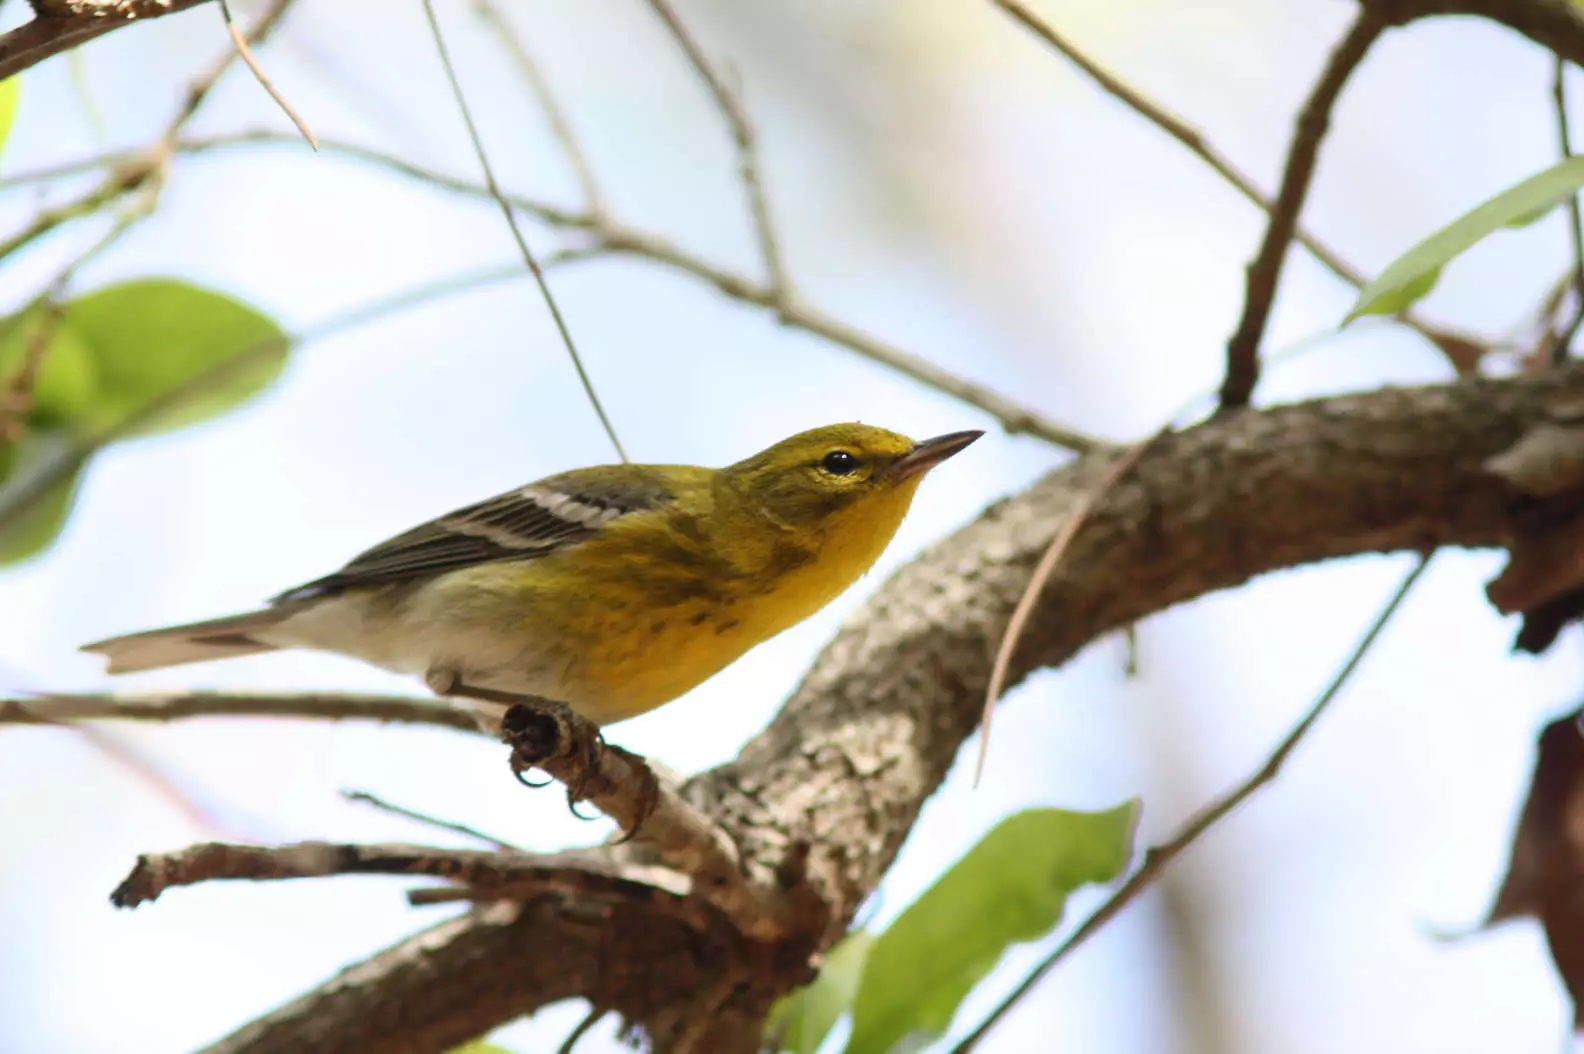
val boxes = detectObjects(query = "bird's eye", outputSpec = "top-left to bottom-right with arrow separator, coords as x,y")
821,450 -> 859,476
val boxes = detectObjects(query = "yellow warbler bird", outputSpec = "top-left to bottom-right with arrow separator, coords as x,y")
83,424 -> 980,726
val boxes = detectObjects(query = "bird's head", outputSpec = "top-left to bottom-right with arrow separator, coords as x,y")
724,423 -> 983,533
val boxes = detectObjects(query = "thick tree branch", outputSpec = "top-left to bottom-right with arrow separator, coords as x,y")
157,369 -> 1584,1052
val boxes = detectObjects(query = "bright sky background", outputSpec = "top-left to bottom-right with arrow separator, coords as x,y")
1,1 -> 1581,1052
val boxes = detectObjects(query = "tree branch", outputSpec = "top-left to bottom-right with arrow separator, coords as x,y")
0,1 -> 213,83
126,368 -> 1584,1052
1220,7 -> 1388,409
0,690 -> 484,734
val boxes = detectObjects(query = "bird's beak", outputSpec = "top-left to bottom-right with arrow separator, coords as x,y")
890,430 -> 984,480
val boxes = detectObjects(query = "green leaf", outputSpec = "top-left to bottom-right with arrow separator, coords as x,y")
844,802 -> 1140,1054
60,278 -> 288,435
0,76 -> 20,164
1347,155 -> 1584,321
0,432 -> 83,565
442,1042 -> 516,1054
767,930 -> 876,1054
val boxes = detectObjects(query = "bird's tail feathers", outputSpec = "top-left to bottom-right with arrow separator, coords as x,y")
81,609 -> 292,674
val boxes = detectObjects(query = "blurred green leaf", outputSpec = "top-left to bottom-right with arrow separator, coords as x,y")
62,278 -> 288,435
442,1042 -> 516,1054
0,432 -> 82,565
1347,156 -> 1584,321
767,930 -> 875,1054
844,803 -> 1140,1054
0,77 -> 20,163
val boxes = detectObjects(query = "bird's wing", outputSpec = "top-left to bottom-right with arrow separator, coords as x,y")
272,464 -> 690,602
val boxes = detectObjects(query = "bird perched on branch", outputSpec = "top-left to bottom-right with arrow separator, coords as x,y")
84,424 -> 981,727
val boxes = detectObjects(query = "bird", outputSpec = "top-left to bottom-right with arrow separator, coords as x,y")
82,424 -> 982,727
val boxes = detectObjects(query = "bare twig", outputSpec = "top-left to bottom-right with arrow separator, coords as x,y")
1,690 -> 485,733
557,1006 -> 606,1054
1554,55 -> 1584,366
0,0 -> 214,83
974,432 -> 1160,784
645,0 -> 790,300
990,0 -> 1362,288
471,0 -> 607,215
109,839 -> 681,909
0,263 -> 527,532
1,132 -> 1101,451
341,788 -> 518,850
420,0 -> 628,463
952,554 -> 1433,1053
216,0 -> 317,149
1219,8 -> 1387,410
0,213 -> 145,440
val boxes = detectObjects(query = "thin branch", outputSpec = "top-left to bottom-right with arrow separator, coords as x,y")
109,839 -> 685,909
216,0 -> 317,149
341,788 -> 518,850
974,432 -> 1160,783
0,263 -> 528,532
951,553 -> 1433,1053
471,0 -> 607,215
0,212 -> 144,440
645,0 -> 790,300
0,132 -> 1100,450
1555,55 -> 1584,366
1,690 -> 486,733
419,0 -> 629,463
1219,8 -> 1387,410
989,0 -> 1363,289
557,1006 -> 606,1054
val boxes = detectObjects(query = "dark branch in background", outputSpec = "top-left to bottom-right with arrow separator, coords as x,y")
1219,8 -> 1387,409
471,0 -> 610,216
645,0 -> 791,301
420,0 -> 629,463
951,554 -> 1433,1053
0,0 -> 213,82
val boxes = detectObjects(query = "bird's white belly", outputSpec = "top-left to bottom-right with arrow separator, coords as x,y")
259,588 -> 571,700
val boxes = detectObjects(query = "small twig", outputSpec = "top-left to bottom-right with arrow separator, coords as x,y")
0,213 -> 143,441
0,690 -> 486,734
109,839 -> 666,908
990,0 -> 1362,289
420,0 -> 629,463
0,263 -> 528,533
557,1005 -> 606,1054
1554,55 -> 1584,366
645,0 -> 790,301
471,0 -> 607,215
1219,8 -> 1387,410
973,433 -> 1160,784
341,788 -> 518,850
163,0 -> 299,142
1,132 -> 1101,452
952,554 -> 1433,1053
216,0 -> 317,149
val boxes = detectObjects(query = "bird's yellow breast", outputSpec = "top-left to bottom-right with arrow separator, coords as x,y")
489,477 -> 923,722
